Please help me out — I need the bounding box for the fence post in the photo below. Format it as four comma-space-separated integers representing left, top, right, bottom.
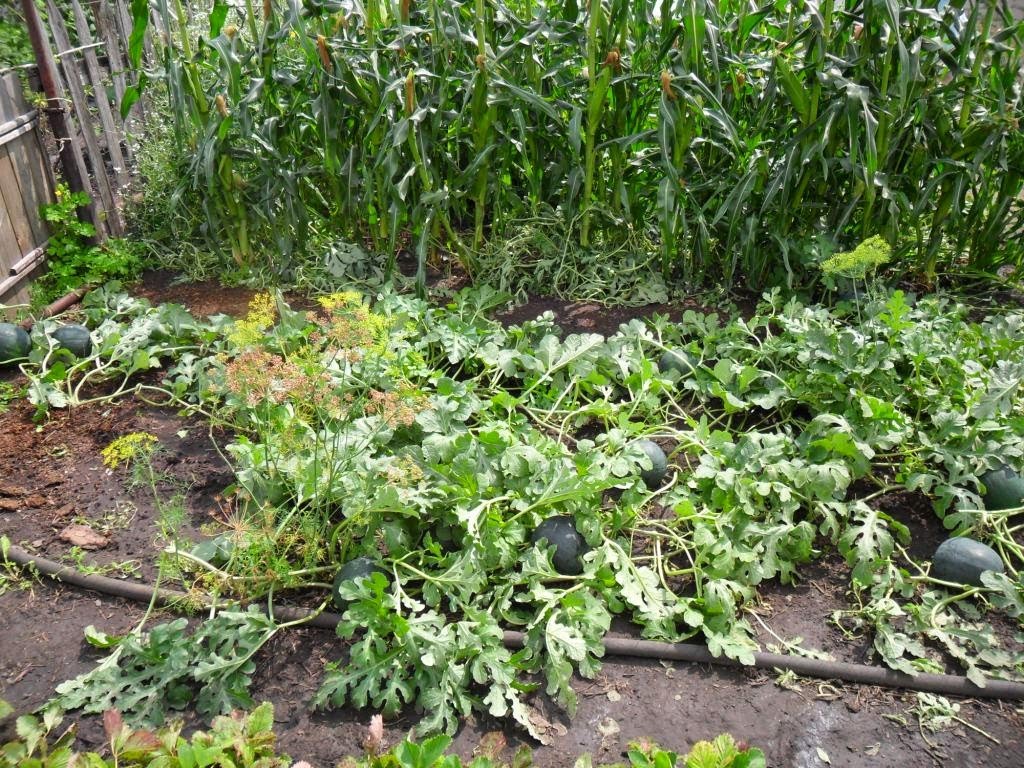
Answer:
47, 0, 124, 237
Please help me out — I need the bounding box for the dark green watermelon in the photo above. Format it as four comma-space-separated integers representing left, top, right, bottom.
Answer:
659, 349, 697, 377
191, 535, 235, 567
52, 324, 93, 357
931, 537, 1004, 587
635, 439, 669, 490
0, 323, 31, 364
531, 515, 587, 575
332, 556, 386, 609
981, 467, 1024, 511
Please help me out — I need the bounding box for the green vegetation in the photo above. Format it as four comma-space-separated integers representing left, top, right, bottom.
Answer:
0, 6, 33, 69
4, 0, 1024, 757
10, 280, 1023, 737
0, 696, 764, 768
35, 187, 143, 306
126, 0, 1023, 291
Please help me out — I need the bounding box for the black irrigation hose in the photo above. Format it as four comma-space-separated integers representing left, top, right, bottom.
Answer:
6, 544, 1024, 702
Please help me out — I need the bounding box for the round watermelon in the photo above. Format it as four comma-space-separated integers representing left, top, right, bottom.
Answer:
0, 322, 31, 364
980, 467, 1024, 511
52, 324, 93, 357
332, 556, 386, 610
531, 516, 587, 575
659, 349, 698, 377
635, 439, 669, 490
191, 535, 235, 567
931, 537, 1004, 587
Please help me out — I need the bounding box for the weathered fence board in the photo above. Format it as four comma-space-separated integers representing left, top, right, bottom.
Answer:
69, 0, 129, 190
4, 129, 52, 248
2, 0, 152, 304
47, 0, 124, 237
0, 70, 54, 308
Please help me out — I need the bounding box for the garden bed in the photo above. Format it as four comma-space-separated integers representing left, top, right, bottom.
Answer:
1, 275, 1022, 767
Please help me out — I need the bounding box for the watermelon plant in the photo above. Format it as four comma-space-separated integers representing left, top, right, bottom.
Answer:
28, 283, 1024, 738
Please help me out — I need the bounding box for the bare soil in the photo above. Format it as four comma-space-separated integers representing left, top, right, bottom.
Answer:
1, 274, 1022, 767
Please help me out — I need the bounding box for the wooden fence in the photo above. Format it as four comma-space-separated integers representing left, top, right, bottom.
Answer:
0, 71, 53, 308
0, 0, 153, 307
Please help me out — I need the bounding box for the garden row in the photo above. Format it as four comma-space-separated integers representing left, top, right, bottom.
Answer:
0, 698, 765, 768
0, 277, 1022, 739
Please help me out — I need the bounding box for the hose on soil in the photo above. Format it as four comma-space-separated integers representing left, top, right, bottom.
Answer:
6, 543, 1024, 702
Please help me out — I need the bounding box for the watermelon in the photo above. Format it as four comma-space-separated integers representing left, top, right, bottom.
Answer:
191, 535, 235, 567
931, 537, 1004, 587
659, 349, 698, 377
635, 439, 669, 490
332, 556, 386, 609
52, 324, 93, 357
531, 516, 587, 575
981, 467, 1024, 511
0, 323, 31, 364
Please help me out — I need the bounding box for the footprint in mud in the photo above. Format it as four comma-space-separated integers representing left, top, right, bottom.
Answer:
789, 704, 842, 768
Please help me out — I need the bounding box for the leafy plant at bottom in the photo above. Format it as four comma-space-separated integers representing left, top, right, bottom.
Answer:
1, 699, 765, 768
314, 574, 541, 740
53, 608, 281, 726
0, 700, 289, 768
627, 733, 766, 768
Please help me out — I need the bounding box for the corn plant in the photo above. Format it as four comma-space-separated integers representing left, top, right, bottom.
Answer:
128, 0, 1023, 289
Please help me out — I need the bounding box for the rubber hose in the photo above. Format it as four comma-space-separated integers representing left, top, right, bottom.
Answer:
6, 544, 1024, 701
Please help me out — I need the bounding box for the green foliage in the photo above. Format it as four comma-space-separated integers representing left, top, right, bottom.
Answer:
36, 186, 144, 305
0, 5, 32, 69
18, 283, 1024, 737
0, 697, 760, 768
473, 218, 671, 306
130, 0, 1023, 290
0, 700, 288, 767
628, 734, 765, 768
0, 380, 21, 415
0, 22, 33, 70
54, 609, 282, 725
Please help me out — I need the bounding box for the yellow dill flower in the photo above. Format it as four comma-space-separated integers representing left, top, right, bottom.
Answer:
317, 291, 365, 312
102, 432, 158, 469
313, 292, 392, 356
820, 235, 891, 279
228, 292, 277, 348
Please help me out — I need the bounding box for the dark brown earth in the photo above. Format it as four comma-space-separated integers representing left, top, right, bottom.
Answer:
1, 275, 1022, 767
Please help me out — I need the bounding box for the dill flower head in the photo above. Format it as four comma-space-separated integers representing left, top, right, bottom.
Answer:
312, 292, 391, 360
102, 432, 158, 469
228, 293, 277, 348
820, 235, 891, 280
